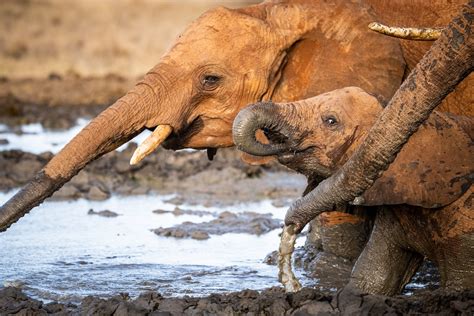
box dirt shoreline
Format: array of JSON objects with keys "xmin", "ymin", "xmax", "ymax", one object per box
[
  {"xmin": 0, "ymin": 144, "xmax": 303, "ymax": 205},
  {"xmin": 1, "ymin": 285, "xmax": 472, "ymax": 315}
]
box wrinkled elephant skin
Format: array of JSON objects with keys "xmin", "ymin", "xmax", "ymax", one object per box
[{"xmin": 0, "ymin": 0, "xmax": 407, "ymax": 231}]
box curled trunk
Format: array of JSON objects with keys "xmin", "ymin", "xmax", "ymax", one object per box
[
  {"xmin": 0, "ymin": 76, "xmax": 163, "ymax": 232},
  {"xmin": 232, "ymin": 102, "xmax": 290, "ymax": 156}
]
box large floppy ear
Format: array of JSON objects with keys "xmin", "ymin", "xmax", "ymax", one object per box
[
  {"xmin": 263, "ymin": 1, "xmax": 405, "ymax": 103},
  {"xmin": 361, "ymin": 112, "xmax": 473, "ymax": 208},
  {"xmin": 236, "ymin": 1, "xmax": 405, "ymax": 103}
]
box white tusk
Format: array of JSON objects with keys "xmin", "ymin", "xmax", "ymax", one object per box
[
  {"xmin": 368, "ymin": 22, "xmax": 443, "ymax": 41},
  {"xmin": 278, "ymin": 224, "xmax": 302, "ymax": 292},
  {"xmin": 130, "ymin": 125, "xmax": 172, "ymax": 165}
]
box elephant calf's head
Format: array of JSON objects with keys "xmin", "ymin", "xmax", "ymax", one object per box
[
  {"xmin": 233, "ymin": 87, "xmax": 382, "ymax": 182},
  {"xmin": 233, "ymin": 87, "xmax": 473, "ymax": 206}
]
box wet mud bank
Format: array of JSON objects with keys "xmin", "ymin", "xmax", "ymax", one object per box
[
  {"xmin": 0, "ymin": 144, "xmax": 302, "ymax": 206},
  {"xmin": 1, "ymin": 286, "xmax": 472, "ymax": 315},
  {"xmin": 153, "ymin": 211, "xmax": 281, "ymax": 240}
]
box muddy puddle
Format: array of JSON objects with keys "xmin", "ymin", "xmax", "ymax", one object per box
[{"xmin": 0, "ymin": 191, "xmax": 313, "ymax": 303}]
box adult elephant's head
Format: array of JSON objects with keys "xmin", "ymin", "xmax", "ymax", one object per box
[{"xmin": 0, "ymin": 0, "xmax": 405, "ymax": 231}]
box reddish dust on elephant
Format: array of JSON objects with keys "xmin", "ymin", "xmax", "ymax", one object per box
[
  {"xmin": 0, "ymin": 0, "xmax": 472, "ymax": 311},
  {"xmin": 0, "ymin": 0, "xmax": 471, "ymax": 232}
]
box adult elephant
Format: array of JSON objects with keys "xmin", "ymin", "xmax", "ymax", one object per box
[{"xmin": 0, "ymin": 0, "xmax": 468, "ymax": 235}]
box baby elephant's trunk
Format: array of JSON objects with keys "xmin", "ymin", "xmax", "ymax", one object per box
[{"xmin": 232, "ymin": 102, "xmax": 290, "ymax": 156}]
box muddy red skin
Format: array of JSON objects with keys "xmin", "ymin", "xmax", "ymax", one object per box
[
  {"xmin": 1, "ymin": 0, "xmax": 472, "ymax": 233},
  {"xmin": 233, "ymin": 4, "xmax": 472, "ymax": 296}
]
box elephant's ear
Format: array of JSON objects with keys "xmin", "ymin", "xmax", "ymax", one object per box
[
  {"xmin": 360, "ymin": 112, "xmax": 473, "ymax": 208},
  {"xmin": 236, "ymin": 1, "xmax": 406, "ymax": 103},
  {"xmin": 267, "ymin": 1, "xmax": 406, "ymax": 104}
]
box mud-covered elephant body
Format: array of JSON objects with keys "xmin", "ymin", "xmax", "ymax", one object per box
[
  {"xmin": 0, "ymin": 0, "xmax": 408, "ymax": 231},
  {"xmin": 353, "ymin": 189, "xmax": 473, "ymax": 294},
  {"xmin": 0, "ymin": 0, "xmax": 470, "ymax": 269},
  {"xmin": 365, "ymin": 0, "xmax": 473, "ymax": 117},
  {"xmin": 232, "ymin": 87, "xmax": 473, "ymax": 295}
]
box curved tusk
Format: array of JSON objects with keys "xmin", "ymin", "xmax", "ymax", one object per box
[
  {"xmin": 130, "ymin": 125, "xmax": 172, "ymax": 165},
  {"xmin": 368, "ymin": 22, "xmax": 443, "ymax": 41},
  {"xmin": 278, "ymin": 224, "xmax": 302, "ymax": 292}
]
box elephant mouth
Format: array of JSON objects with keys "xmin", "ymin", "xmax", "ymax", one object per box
[
  {"xmin": 277, "ymin": 145, "xmax": 316, "ymax": 164},
  {"xmin": 260, "ymin": 126, "xmax": 316, "ymax": 162},
  {"xmin": 276, "ymin": 144, "xmax": 333, "ymax": 179},
  {"xmin": 162, "ymin": 116, "xmax": 205, "ymax": 150}
]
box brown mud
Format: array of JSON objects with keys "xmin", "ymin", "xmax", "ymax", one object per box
[
  {"xmin": 1, "ymin": 286, "xmax": 472, "ymax": 315},
  {"xmin": 0, "ymin": 76, "xmax": 132, "ymax": 128},
  {"xmin": 0, "ymin": 144, "xmax": 301, "ymax": 205},
  {"xmin": 87, "ymin": 209, "xmax": 120, "ymax": 218},
  {"xmin": 153, "ymin": 211, "xmax": 281, "ymax": 240}
]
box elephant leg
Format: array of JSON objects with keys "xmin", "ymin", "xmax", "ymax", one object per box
[
  {"xmin": 305, "ymin": 207, "xmax": 374, "ymax": 261},
  {"xmin": 423, "ymin": 190, "xmax": 474, "ymax": 290},
  {"xmin": 349, "ymin": 208, "xmax": 423, "ymax": 296},
  {"xmin": 319, "ymin": 210, "xmax": 373, "ymax": 260},
  {"xmin": 302, "ymin": 208, "xmax": 374, "ymax": 290},
  {"xmin": 439, "ymin": 232, "xmax": 474, "ymax": 290}
]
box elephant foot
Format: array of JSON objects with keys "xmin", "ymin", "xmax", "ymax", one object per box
[
  {"xmin": 307, "ymin": 252, "xmax": 353, "ymax": 291},
  {"xmin": 349, "ymin": 208, "xmax": 423, "ymax": 296},
  {"xmin": 333, "ymin": 283, "xmax": 386, "ymax": 315}
]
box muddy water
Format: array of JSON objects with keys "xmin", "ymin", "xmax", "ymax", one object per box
[{"xmin": 0, "ymin": 191, "xmax": 310, "ymax": 303}]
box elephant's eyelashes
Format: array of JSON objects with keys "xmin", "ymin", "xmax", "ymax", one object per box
[{"xmin": 201, "ymin": 75, "xmax": 221, "ymax": 91}]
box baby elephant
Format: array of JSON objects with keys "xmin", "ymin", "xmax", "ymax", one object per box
[{"xmin": 233, "ymin": 87, "xmax": 473, "ymax": 295}]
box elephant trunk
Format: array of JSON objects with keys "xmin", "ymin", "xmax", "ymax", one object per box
[
  {"xmin": 232, "ymin": 102, "xmax": 290, "ymax": 156},
  {"xmin": 0, "ymin": 74, "xmax": 166, "ymax": 232}
]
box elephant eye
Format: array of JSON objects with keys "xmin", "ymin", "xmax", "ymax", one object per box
[
  {"xmin": 322, "ymin": 115, "xmax": 338, "ymax": 128},
  {"xmin": 201, "ymin": 75, "xmax": 221, "ymax": 91}
]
